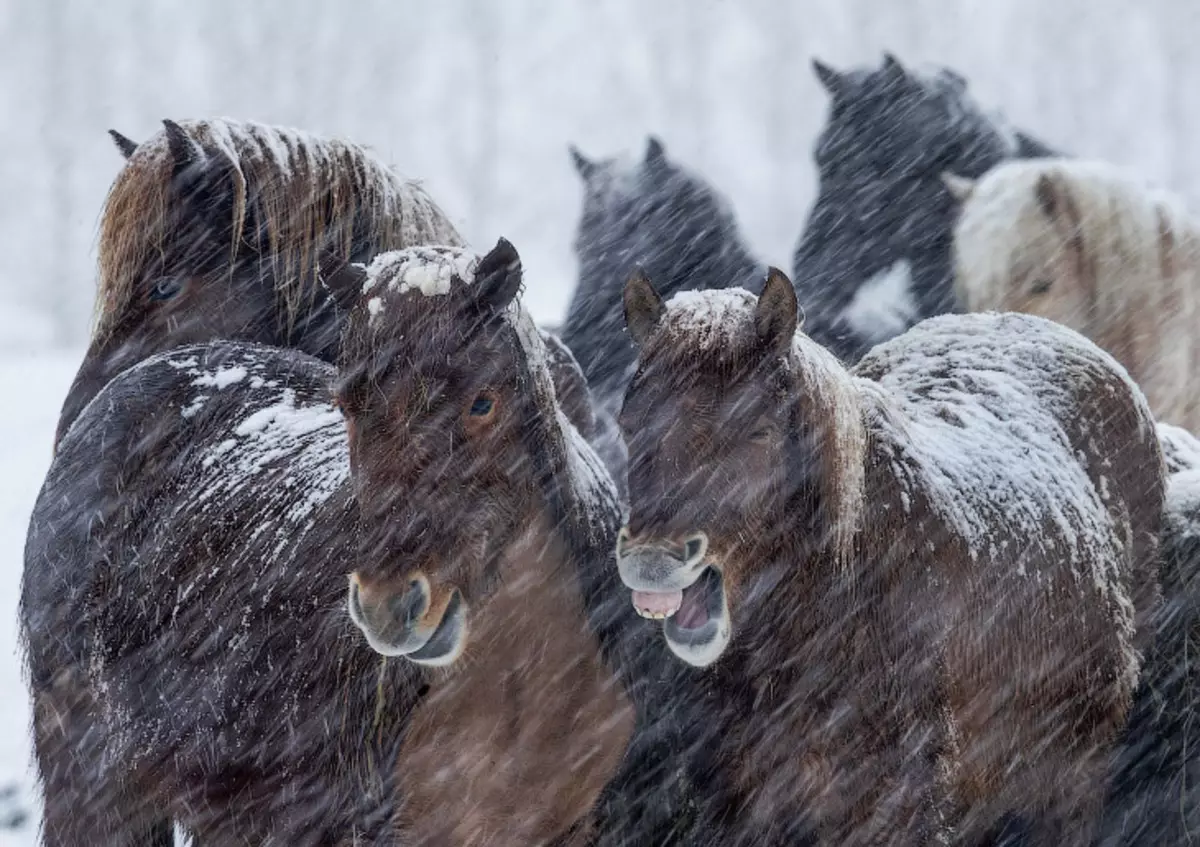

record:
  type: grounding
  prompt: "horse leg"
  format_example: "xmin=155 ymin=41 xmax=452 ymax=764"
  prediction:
xmin=32 ymin=668 xmax=168 ymax=847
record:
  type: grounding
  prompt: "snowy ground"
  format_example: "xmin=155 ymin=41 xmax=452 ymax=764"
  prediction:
xmin=0 ymin=350 xmax=81 ymax=847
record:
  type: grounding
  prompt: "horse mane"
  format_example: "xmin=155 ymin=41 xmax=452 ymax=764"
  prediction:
xmin=95 ymin=118 xmax=464 ymax=342
xmin=655 ymin=288 xmax=868 ymax=572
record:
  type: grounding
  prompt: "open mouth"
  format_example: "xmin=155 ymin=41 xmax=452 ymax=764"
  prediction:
xmin=406 ymin=590 xmax=466 ymax=665
xmin=632 ymin=566 xmax=723 ymax=630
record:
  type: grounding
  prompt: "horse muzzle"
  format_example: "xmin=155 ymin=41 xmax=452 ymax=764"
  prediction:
xmin=347 ymin=572 xmax=467 ymax=666
xmin=615 ymin=527 xmax=731 ymax=667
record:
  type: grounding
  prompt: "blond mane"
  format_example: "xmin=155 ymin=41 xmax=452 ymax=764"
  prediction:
xmin=952 ymin=158 xmax=1200 ymax=430
xmin=95 ymin=118 xmax=465 ymax=343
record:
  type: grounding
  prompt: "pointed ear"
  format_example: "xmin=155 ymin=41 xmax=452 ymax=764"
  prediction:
xmin=108 ymin=129 xmax=139 ymax=160
xmin=755 ymin=268 xmax=798 ymax=357
xmin=645 ymin=136 xmax=667 ymax=165
xmin=881 ymin=52 xmax=907 ymax=85
xmin=321 ymin=259 xmax=370 ymax=313
xmin=941 ymin=172 xmax=977 ymax=203
xmin=473 ymin=238 xmax=524 ymax=313
xmin=939 ymin=67 xmax=968 ymax=92
xmin=623 ymin=267 xmax=665 ymax=346
xmin=162 ymin=119 xmax=206 ymax=173
xmin=1034 ymin=172 xmax=1081 ymax=231
xmin=812 ymin=58 xmax=845 ymax=97
xmin=569 ymin=144 xmax=596 ymax=180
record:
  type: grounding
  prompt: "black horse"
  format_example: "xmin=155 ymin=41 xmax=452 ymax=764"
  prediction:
xmin=794 ymin=53 xmax=1059 ymax=362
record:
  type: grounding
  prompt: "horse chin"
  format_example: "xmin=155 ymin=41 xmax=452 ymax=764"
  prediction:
xmin=663 ymin=566 xmax=730 ymax=668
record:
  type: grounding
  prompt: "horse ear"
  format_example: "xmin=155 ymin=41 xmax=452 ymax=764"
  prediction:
xmin=941 ymin=172 xmax=977 ymax=203
xmin=881 ymin=52 xmax=907 ymax=84
xmin=755 ymin=268 xmax=799 ymax=357
xmin=624 ymin=267 xmax=665 ymax=346
xmin=812 ymin=58 xmax=845 ymax=97
xmin=645 ymin=136 xmax=667 ymax=165
xmin=162 ymin=119 xmax=206 ymax=172
xmin=1034 ymin=172 xmax=1078 ymax=229
xmin=569 ymin=144 xmax=596 ymax=180
xmin=473 ymin=238 xmax=524 ymax=313
xmin=940 ymin=67 xmax=968 ymax=92
xmin=321 ymin=260 xmax=370 ymax=314
xmin=108 ymin=129 xmax=139 ymax=160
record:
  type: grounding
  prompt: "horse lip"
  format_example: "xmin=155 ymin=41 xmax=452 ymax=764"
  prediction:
xmin=616 ymin=544 xmax=707 ymax=593
xmin=406 ymin=590 xmax=467 ymax=666
xmin=663 ymin=568 xmax=731 ymax=668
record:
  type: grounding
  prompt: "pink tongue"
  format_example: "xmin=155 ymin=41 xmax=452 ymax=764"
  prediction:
xmin=631 ymin=589 xmax=683 ymax=616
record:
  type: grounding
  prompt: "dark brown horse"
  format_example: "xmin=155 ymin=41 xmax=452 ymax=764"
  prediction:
xmin=22 ymin=241 xmax=697 ymax=845
xmin=616 ymin=269 xmax=1163 ymax=845
xmin=56 ymin=117 xmax=464 ymax=447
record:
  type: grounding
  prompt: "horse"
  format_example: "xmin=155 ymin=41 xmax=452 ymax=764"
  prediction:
xmin=614 ymin=268 xmax=1164 ymax=845
xmin=946 ymin=157 xmax=1200 ymax=434
xmin=55 ymin=117 xmax=464 ymax=447
xmin=794 ymin=52 xmax=1059 ymax=363
xmin=563 ymin=136 xmax=765 ymax=427
xmin=1097 ymin=422 xmax=1200 ymax=846
xmin=22 ymin=241 xmax=709 ymax=846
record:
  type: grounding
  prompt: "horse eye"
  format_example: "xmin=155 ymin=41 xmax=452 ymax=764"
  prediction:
xmin=150 ymin=277 xmax=185 ymax=302
xmin=748 ymin=425 xmax=776 ymax=444
xmin=1030 ymin=278 xmax=1053 ymax=295
xmin=469 ymin=393 xmax=496 ymax=418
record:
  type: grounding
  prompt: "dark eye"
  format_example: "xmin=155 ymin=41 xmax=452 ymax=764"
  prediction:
xmin=748 ymin=424 xmax=777 ymax=444
xmin=1029 ymin=278 xmax=1053 ymax=295
xmin=469 ymin=393 xmax=496 ymax=418
xmin=150 ymin=277 xmax=185 ymax=302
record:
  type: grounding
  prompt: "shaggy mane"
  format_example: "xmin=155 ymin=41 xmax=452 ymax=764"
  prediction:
xmin=95 ymin=118 xmax=464 ymax=342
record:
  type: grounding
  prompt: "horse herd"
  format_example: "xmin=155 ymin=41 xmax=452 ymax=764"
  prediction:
xmin=18 ymin=52 xmax=1199 ymax=846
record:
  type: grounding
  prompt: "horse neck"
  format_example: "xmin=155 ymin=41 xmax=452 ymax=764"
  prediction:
xmin=393 ymin=506 xmax=632 ymax=844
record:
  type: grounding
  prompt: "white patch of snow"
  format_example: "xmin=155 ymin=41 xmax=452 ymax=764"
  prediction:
xmin=662 ymin=287 xmax=758 ymax=351
xmin=364 ymin=246 xmax=480 ymax=303
xmin=191 ymin=365 xmax=247 ymax=390
xmin=841 ymin=259 xmax=919 ymax=344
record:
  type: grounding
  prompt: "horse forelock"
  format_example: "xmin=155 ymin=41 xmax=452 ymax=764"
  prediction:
xmin=94 ymin=117 xmax=464 ymax=343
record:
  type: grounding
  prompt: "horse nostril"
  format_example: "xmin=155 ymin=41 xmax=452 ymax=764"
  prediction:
xmin=390 ymin=581 xmax=429 ymax=629
xmin=616 ymin=526 xmax=632 ymax=556
xmin=683 ymin=533 xmax=708 ymax=566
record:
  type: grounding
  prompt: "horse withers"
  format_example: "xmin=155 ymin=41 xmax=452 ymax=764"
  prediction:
xmin=615 ymin=268 xmax=1163 ymax=845
xmin=22 ymin=242 xmax=651 ymax=845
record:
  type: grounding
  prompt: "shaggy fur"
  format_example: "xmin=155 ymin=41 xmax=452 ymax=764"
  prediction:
xmin=22 ymin=245 xmax=699 ymax=846
xmin=1099 ymin=422 xmax=1200 ymax=846
xmin=795 ymin=53 xmax=1058 ymax=363
xmin=57 ymin=117 xmax=463 ymax=446
xmin=950 ymin=157 xmax=1200 ymax=433
xmin=619 ymin=275 xmax=1164 ymax=845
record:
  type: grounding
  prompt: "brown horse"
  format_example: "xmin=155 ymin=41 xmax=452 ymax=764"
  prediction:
xmin=56 ymin=117 xmax=464 ymax=447
xmin=21 ymin=242 xmax=673 ymax=846
xmin=616 ymin=268 xmax=1164 ymax=845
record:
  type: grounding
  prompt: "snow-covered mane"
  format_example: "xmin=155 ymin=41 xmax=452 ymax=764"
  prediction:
xmin=96 ymin=117 xmax=464 ymax=342
xmin=950 ymin=157 xmax=1200 ymax=430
